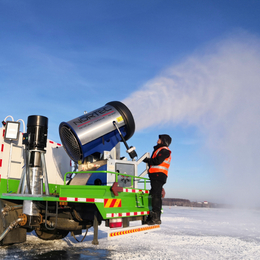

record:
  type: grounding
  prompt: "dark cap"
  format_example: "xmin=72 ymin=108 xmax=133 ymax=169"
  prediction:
xmin=159 ymin=134 xmax=172 ymax=147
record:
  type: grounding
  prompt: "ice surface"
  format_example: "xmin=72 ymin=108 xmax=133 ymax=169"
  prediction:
xmin=1 ymin=207 xmax=260 ymax=259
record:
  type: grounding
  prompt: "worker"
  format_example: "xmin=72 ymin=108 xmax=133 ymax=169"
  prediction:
xmin=143 ymin=134 xmax=172 ymax=225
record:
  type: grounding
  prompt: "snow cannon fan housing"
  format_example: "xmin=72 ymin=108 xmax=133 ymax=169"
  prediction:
xmin=59 ymin=101 xmax=135 ymax=163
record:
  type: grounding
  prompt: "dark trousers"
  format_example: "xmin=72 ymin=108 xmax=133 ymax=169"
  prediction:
xmin=150 ymin=179 xmax=164 ymax=218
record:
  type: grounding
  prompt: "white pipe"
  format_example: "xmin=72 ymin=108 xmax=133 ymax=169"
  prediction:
xmin=16 ymin=119 xmax=26 ymax=133
xmin=4 ymin=115 xmax=14 ymax=122
xmin=6 ymin=142 xmax=13 ymax=192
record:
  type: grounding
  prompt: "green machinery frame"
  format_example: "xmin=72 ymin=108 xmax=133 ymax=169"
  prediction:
xmin=0 ymin=171 xmax=151 ymax=220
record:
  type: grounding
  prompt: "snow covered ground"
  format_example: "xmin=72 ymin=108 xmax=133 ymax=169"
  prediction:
xmin=1 ymin=207 xmax=260 ymax=259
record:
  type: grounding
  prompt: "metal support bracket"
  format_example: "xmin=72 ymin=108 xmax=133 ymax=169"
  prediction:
xmin=44 ymin=201 xmax=58 ymax=230
xmin=92 ymin=213 xmax=99 ymax=245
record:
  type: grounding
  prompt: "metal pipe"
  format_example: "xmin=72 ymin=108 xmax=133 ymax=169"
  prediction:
xmin=17 ymin=166 xmax=26 ymax=194
xmin=92 ymin=213 xmax=99 ymax=245
xmin=113 ymin=121 xmax=130 ymax=150
xmin=1 ymin=205 xmax=23 ymax=217
xmin=41 ymin=152 xmax=49 ymax=195
xmin=25 ymin=148 xmax=32 ymax=194
xmin=7 ymin=142 xmax=13 ymax=193
xmin=45 ymin=218 xmax=85 ymax=231
xmin=0 ymin=218 xmax=23 ymax=242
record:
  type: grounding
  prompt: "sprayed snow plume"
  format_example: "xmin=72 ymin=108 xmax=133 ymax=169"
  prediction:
xmin=123 ymin=33 xmax=260 ymax=206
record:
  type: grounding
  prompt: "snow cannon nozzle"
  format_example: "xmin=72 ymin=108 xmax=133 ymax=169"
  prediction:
xmin=59 ymin=101 xmax=136 ymax=163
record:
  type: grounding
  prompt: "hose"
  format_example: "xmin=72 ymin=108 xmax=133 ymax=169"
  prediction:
xmin=71 ymin=228 xmax=88 ymax=242
xmin=0 ymin=218 xmax=23 ymax=242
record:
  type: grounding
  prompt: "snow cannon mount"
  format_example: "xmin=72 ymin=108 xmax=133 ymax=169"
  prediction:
xmin=0 ymin=101 xmax=155 ymax=247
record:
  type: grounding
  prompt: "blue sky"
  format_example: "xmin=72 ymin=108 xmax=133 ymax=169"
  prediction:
xmin=1 ymin=0 xmax=260 ymax=204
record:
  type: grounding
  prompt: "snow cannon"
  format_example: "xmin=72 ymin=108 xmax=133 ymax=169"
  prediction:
xmin=59 ymin=101 xmax=136 ymax=165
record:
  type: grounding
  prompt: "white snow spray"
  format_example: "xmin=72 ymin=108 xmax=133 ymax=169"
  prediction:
xmin=123 ymin=32 xmax=260 ymax=207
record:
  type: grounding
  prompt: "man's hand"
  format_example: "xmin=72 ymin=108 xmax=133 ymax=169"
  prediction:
xmin=143 ymin=158 xmax=150 ymax=164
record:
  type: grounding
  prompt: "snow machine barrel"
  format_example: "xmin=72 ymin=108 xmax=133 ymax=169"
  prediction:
xmin=19 ymin=115 xmax=50 ymax=224
xmin=27 ymin=115 xmax=48 ymax=151
xmin=59 ymin=101 xmax=135 ymax=163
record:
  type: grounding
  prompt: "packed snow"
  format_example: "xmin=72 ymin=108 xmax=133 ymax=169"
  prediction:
xmin=1 ymin=207 xmax=260 ymax=259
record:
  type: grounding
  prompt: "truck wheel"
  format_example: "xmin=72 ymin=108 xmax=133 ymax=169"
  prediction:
xmin=35 ymin=229 xmax=69 ymax=240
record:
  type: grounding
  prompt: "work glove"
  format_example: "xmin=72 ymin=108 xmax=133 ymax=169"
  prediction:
xmin=143 ymin=158 xmax=150 ymax=164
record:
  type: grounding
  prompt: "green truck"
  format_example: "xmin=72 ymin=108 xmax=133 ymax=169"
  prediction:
xmin=0 ymin=102 xmax=158 ymax=246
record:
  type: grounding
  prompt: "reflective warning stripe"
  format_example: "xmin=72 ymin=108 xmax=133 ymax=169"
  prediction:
xmin=59 ymin=197 xmax=104 ymax=203
xmin=0 ymin=142 xmax=4 ymax=168
xmin=123 ymin=188 xmax=149 ymax=194
xmin=104 ymin=199 xmax=122 ymax=208
xmin=106 ymin=211 xmax=149 ymax=218
xmin=108 ymin=224 xmax=160 ymax=238
xmin=49 ymin=140 xmax=62 ymax=146
xmin=150 ymin=165 xmax=168 ymax=171
xmin=114 ymin=199 xmax=121 ymax=207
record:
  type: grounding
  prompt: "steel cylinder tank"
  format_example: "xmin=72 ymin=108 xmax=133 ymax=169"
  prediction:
xmin=59 ymin=101 xmax=135 ymax=163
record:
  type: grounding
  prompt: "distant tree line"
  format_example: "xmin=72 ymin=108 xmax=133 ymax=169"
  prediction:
xmin=162 ymin=198 xmax=227 ymax=208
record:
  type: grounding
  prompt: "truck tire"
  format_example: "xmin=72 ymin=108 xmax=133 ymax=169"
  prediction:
xmin=35 ymin=229 xmax=69 ymax=240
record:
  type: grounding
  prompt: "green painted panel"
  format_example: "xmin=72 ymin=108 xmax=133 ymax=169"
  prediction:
xmin=0 ymin=171 xmax=151 ymax=220
xmin=59 ymin=185 xmax=109 ymax=199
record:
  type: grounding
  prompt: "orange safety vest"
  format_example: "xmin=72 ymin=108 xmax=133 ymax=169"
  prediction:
xmin=149 ymin=146 xmax=171 ymax=176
